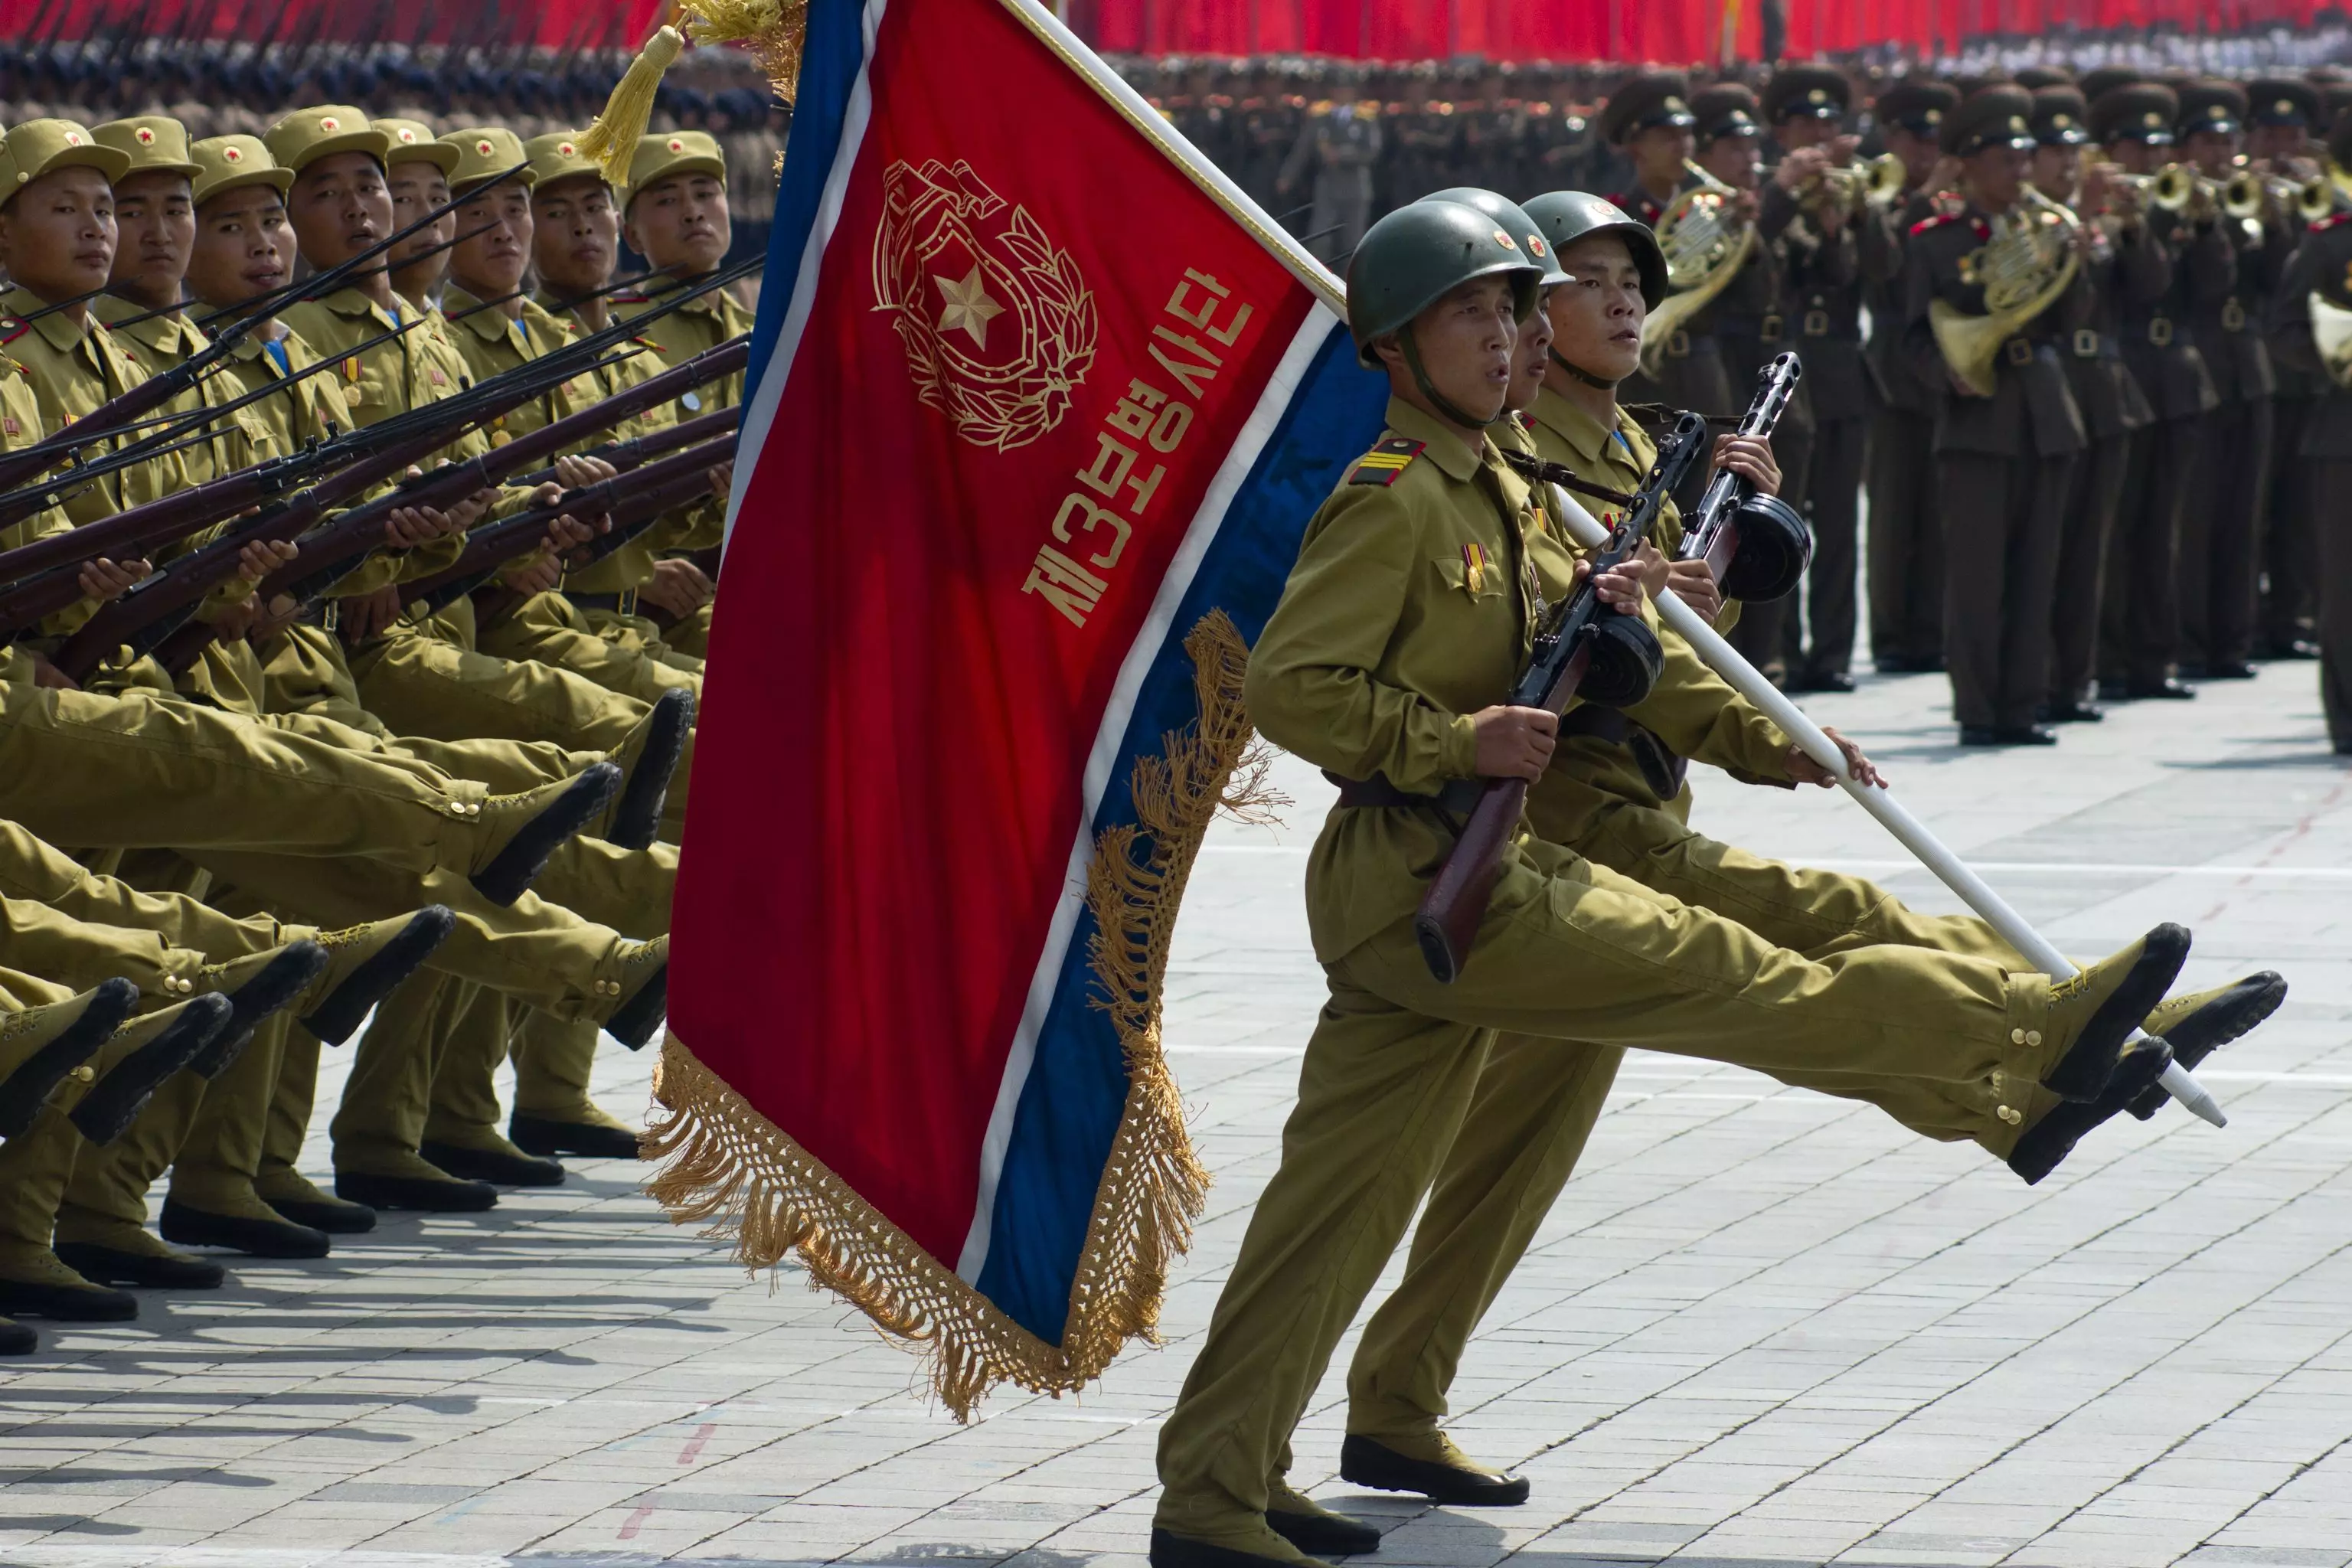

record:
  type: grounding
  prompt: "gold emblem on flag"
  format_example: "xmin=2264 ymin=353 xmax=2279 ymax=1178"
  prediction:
xmin=872 ymin=158 xmax=1098 ymax=453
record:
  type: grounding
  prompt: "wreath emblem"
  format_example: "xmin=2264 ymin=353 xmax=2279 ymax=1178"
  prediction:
xmin=871 ymin=158 xmax=1096 ymax=453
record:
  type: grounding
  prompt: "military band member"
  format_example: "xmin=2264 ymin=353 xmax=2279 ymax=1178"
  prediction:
xmin=1900 ymin=87 xmax=2091 ymax=745
xmin=1861 ymin=77 xmax=1961 ymax=675
xmin=1276 ymin=67 xmax=1381 ymax=268
xmin=2246 ymin=77 xmax=2328 ymax=660
xmin=1761 ymin=64 xmax=1865 ymax=691
xmin=2091 ymin=82 xmax=2220 ymax=703
xmin=2265 ymin=110 xmax=2352 ymax=754
xmin=2174 ymin=81 xmax=2279 ymax=682
xmin=2030 ymin=87 xmax=2161 ymax=723
xmin=1151 ymin=191 xmax=2216 ymax=1568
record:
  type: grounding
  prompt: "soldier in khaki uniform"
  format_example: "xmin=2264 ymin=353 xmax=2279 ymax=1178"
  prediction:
xmin=374 ymin=117 xmax=461 ymax=316
xmin=523 ymin=129 xmax=701 ymax=678
xmin=612 ymin=129 xmax=756 ymax=661
xmin=1149 ymin=197 xmax=2220 ymax=1568
xmin=433 ymin=126 xmax=702 ymax=705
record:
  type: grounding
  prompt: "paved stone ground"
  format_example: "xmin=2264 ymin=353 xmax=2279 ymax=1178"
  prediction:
xmin=3 ymin=658 xmax=2350 ymax=1568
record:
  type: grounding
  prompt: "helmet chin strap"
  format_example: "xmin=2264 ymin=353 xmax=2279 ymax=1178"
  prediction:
xmin=1550 ymin=347 xmax=1623 ymax=390
xmin=1400 ymin=323 xmax=1508 ymax=430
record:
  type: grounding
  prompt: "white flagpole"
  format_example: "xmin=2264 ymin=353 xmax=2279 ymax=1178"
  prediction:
xmin=1544 ymin=482 xmax=2227 ymax=1129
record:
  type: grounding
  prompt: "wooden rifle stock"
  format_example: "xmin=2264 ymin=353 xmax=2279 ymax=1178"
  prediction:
xmin=508 ymin=404 xmax=741 ymax=487
xmin=1410 ymin=416 xmax=1710 ymax=984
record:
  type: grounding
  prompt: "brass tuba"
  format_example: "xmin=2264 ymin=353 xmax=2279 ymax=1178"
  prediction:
xmin=2310 ymin=291 xmax=2352 ymax=387
xmin=1639 ymin=161 xmax=1757 ymax=377
xmin=1929 ymin=188 xmax=2082 ymax=397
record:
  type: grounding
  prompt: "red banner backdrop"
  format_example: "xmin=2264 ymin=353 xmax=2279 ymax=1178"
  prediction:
xmin=1085 ymin=0 xmax=2336 ymax=62
xmin=0 ymin=0 xmax=671 ymax=47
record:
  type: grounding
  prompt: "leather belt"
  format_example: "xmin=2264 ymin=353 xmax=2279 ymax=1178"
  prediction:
xmin=1325 ymin=771 xmax=1485 ymax=813
xmin=564 ymin=590 xmax=639 ymax=616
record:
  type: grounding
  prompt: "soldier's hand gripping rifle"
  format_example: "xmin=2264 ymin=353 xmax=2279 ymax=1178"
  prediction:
xmin=507 ymin=404 xmax=740 ymax=488
xmin=37 ymin=348 xmax=621 ymax=680
xmin=68 ymin=332 xmax=750 ymax=683
xmin=1676 ymin=351 xmax=1813 ymax=602
xmin=396 ymin=428 xmax=741 ymax=632
xmin=1411 ymin=412 xmax=1710 ymax=984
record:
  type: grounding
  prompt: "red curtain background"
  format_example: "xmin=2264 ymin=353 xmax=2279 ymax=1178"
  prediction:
xmin=1083 ymin=0 xmax=2337 ymax=61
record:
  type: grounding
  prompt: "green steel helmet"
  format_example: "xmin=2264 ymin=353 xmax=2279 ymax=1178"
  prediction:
xmin=1419 ymin=186 xmax=1569 ymax=287
xmin=1345 ymin=198 xmax=1544 ymax=368
xmin=1522 ymin=191 xmax=1670 ymax=309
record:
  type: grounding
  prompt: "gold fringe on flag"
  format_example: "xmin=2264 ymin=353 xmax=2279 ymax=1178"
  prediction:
xmin=642 ymin=611 xmax=1279 ymax=1419
xmin=675 ymin=0 xmax=811 ymax=104
xmin=576 ymin=24 xmax=688 ymax=186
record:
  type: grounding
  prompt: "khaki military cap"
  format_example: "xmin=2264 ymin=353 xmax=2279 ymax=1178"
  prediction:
xmin=0 ymin=119 xmax=133 ymax=199
xmin=190 ymin=135 xmax=293 ymax=207
xmin=376 ymin=117 xmax=460 ymax=174
xmin=439 ymin=126 xmax=534 ymax=194
xmin=524 ymin=130 xmax=601 ymax=187
xmin=92 ymin=116 xmax=202 ymax=180
xmin=626 ymin=129 xmax=726 ymax=191
xmin=264 ymin=105 xmax=393 ymax=175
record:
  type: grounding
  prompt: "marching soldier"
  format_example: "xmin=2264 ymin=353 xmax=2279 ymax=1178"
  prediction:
xmin=613 ymin=128 xmax=757 ymax=662
xmin=1900 ymin=87 xmax=2091 ymax=746
xmin=1762 ymin=64 xmax=1866 ymax=692
xmin=1151 ymin=191 xmax=2214 ymax=1568
xmin=1599 ymin=70 xmax=1697 ymax=229
xmin=1861 ymin=77 xmax=1961 ymax=675
xmin=2030 ymin=87 xmax=2161 ymax=724
xmin=2092 ymin=81 xmax=2220 ymax=704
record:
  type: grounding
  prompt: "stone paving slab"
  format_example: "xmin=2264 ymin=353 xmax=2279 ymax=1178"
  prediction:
xmin=2 ymin=661 xmax=2349 ymax=1567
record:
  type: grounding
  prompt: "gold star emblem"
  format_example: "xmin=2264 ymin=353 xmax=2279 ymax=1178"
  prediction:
xmin=933 ymin=265 xmax=1004 ymax=350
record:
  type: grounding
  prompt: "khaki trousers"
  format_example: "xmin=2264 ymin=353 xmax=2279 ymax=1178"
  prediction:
xmin=1343 ymin=801 xmax=2027 ymax=1445
xmin=1155 ymin=828 xmax=2065 ymax=1538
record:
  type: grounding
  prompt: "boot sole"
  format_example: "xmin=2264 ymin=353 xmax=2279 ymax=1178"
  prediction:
xmin=510 ymin=1116 xmax=643 ymax=1159
xmin=609 ymin=688 xmax=693 ymax=851
xmin=1338 ymin=1433 xmax=1530 ymax=1506
xmin=299 ymin=907 xmax=457 ymax=1046
xmin=2041 ymin=924 xmax=2190 ymax=1101
xmin=1267 ymin=1508 xmax=1382 ymax=1557
xmin=51 ymin=1242 xmax=225 ymax=1290
xmin=200 ymin=942 xmax=332 ymax=1078
xmin=158 ymin=1200 xmax=332 ymax=1260
xmin=1149 ymin=1527 xmax=1333 ymax=1568
xmin=70 ymin=995 xmax=234 ymax=1146
xmin=2127 ymin=972 xmax=2288 ymax=1121
xmin=2009 ymin=1035 xmax=2177 ymax=1185
xmin=472 ymin=763 xmax=621 ymax=906
xmin=0 ymin=978 xmax=139 ymax=1140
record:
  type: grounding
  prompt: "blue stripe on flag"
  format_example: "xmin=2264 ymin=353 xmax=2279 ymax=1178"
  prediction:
xmin=973 ymin=325 xmax=1389 ymax=1344
xmin=743 ymin=0 xmax=871 ymax=408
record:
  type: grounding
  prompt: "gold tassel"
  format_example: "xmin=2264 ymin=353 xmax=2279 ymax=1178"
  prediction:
xmin=577 ymin=23 xmax=687 ymax=187
xmin=678 ymin=0 xmax=809 ymax=104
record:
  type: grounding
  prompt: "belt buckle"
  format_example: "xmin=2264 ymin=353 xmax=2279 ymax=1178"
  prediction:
xmin=322 ymin=600 xmax=339 ymax=633
xmin=2149 ymin=317 xmax=2174 ymax=348
xmin=1802 ymin=309 xmax=1830 ymax=337
xmin=1667 ymin=329 xmax=1691 ymax=359
xmin=1760 ymin=313 xmax=1785 ymax=344
xmin=2073 ymin=328 xmax=2100 ymax=359
xmin=619 ymin=588 xmax=639 ymax=619
xmin=2005 ymin=338 xmax=2034 ymax=368
xmin=2221 ymin=298 xmax=2247 ymax=332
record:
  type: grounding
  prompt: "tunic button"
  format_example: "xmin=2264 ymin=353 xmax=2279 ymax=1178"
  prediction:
xmin=2010 ymin=1027 xmax=2027 ymax=1045
xmin=2025 ymin=1030 xmax=2043 ymax=1047
xmin=1998 ymin=1106 xmax=2023 ymax=1125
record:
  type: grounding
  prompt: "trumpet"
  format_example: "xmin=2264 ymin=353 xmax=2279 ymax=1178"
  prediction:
xmin=1810 ymin=152 xmax=1907 ymax=208
xmin=2106 ymin=163 xmax=2213 ymax=219
xmin=2220 ymin=169 xmax=2331 ymax=222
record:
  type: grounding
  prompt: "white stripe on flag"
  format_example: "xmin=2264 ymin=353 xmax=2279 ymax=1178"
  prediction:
xmin=956 ymin=303 xmax=1344 ymax=1285
xmin=721 ymin=0 xmax=891 ymax=552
